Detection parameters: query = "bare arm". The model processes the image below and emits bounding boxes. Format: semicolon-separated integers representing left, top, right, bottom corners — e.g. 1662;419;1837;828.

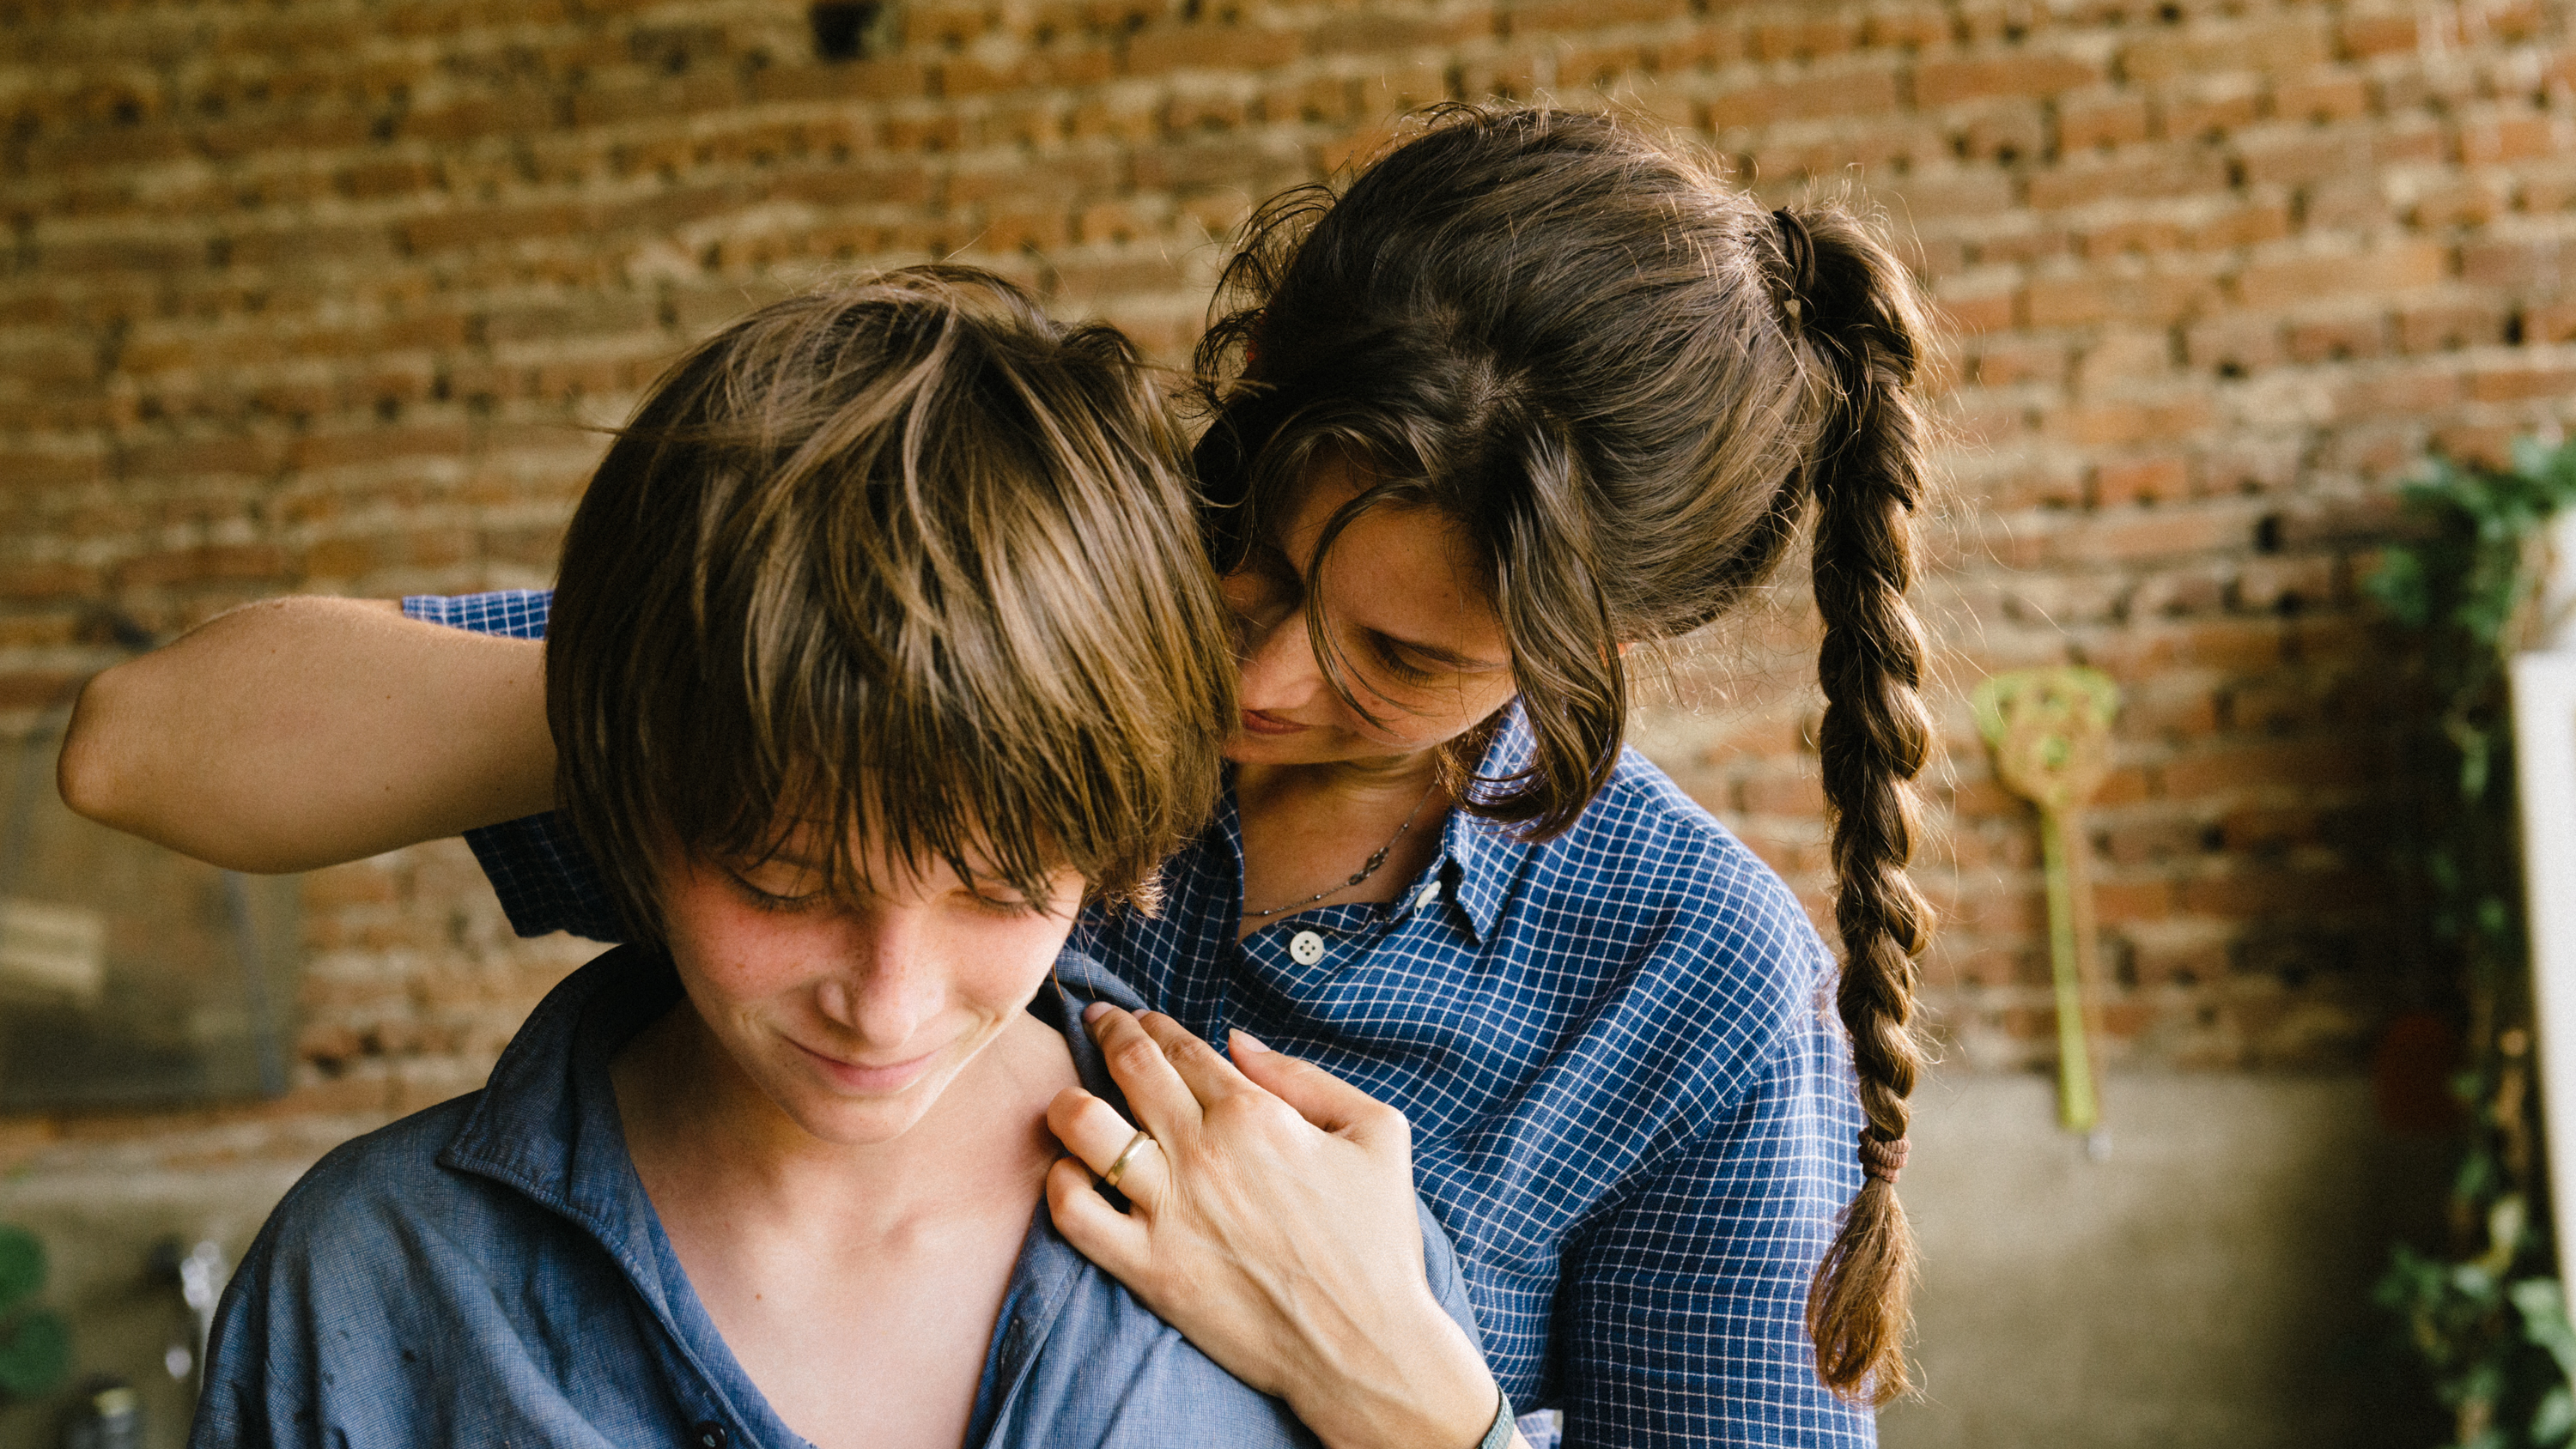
58;597;556;873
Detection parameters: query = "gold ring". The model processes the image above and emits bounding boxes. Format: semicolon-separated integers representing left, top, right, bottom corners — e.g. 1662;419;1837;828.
1102;1129;1155;1190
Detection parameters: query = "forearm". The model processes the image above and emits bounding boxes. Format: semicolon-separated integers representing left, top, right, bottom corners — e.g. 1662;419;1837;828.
58;597;556;872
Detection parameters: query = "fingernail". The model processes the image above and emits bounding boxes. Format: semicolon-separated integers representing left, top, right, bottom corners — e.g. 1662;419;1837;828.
1084;1002;1112;1024
1230;1028;1273;1054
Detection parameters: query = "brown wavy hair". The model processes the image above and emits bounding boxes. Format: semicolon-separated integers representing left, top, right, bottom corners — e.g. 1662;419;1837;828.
1191;106;1935;1402
549;266;1236;941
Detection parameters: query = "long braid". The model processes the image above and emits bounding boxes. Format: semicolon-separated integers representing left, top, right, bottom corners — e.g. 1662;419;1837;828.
1780;205;1936;1403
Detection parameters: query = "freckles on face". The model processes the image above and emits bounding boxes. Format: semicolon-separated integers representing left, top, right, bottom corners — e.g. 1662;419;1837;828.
651;843;1083;1144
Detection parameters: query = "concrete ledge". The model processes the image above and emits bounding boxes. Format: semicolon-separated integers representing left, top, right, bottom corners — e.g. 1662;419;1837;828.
1880;1070;2446;1449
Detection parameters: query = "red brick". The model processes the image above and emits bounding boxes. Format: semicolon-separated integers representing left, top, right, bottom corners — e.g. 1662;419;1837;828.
2160;87;2263;142
2465;366;2576;403
2026;150;2228;209
1504;0;1689;28
1914;53;2104;108
748;60;930;104
1750;17;1861;63
2236;129;2372;187
2233;242;2446;308
2271;72;2372;126
2058;92;2150;152
1707;68;1902;130
2524;302;2576;345
2093;458;2190;507
2161;739;2378;797
1125;22;1300;76
2120;17;2332;82
113;544;289;588
2462;115;2557;167
2464;239;2576;288
2339;14;2423;59
1971;339;2069;386
2048;396;2215;447
1862;7;1950;51
2396;301;2506;354
2335;368;2464;419
2285;314;2389;363
403;94;556;144
2176;866;2373;917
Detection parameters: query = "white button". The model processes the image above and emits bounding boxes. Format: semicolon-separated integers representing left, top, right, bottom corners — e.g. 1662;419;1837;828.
1417;882;1443;906
1288;930;1327;966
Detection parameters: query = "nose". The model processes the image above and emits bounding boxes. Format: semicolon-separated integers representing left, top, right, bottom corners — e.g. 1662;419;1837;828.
813;903;946;1052
1235;600;1327;715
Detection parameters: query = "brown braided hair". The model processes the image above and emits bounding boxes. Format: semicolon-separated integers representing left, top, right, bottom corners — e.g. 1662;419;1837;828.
1192;106;1935;1401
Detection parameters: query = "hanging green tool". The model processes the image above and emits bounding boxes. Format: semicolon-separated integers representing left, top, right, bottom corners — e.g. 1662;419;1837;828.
1973;666;2122;1138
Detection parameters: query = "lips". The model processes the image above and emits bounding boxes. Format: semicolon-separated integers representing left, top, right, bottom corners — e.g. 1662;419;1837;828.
790;1037;942;1094
1238;708;1309;737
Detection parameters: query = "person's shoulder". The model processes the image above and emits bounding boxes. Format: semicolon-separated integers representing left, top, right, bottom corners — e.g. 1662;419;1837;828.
240;1094;513;1287
1498;748;1839;1093
1547;747;1830;966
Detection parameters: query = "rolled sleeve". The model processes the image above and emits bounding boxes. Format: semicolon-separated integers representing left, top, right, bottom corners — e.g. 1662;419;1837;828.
401;591;625;943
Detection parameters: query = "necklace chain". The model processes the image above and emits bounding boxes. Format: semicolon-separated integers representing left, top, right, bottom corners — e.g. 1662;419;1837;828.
1243;781;1439;921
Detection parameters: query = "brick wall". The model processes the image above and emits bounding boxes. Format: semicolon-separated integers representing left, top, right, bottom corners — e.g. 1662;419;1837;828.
4;0;2576;1164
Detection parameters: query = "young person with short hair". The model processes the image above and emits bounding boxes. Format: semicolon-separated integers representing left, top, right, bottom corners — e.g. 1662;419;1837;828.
180;269;1505;1449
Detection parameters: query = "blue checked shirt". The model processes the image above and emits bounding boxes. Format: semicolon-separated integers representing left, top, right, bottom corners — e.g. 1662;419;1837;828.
405;591;1874;1448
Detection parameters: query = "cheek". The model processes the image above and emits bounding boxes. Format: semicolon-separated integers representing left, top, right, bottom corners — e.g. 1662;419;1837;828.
656;872;810;1007
948;913;1078;1013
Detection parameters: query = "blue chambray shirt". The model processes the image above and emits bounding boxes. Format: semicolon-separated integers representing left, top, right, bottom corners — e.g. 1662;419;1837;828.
191;945;1483;1449
405;590;1874;1448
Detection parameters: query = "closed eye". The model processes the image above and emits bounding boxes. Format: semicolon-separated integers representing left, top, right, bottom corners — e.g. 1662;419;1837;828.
961;888;1046;918
729;870;823;914
1369;634;1439;684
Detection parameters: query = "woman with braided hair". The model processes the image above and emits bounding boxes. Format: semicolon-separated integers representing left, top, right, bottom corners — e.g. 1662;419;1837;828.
65;106;1938;1446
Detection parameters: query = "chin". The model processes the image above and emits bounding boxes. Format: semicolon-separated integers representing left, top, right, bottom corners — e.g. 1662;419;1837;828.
771;1048;972;1146
1224;731;1338;764
786;1082;948;1146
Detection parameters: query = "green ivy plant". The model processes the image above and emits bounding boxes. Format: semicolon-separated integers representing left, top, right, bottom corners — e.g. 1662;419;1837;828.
2370;435;2576;1449
0;1222;68;1399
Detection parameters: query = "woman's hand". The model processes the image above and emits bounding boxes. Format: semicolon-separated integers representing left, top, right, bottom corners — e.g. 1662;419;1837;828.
1046;1007;1510;1449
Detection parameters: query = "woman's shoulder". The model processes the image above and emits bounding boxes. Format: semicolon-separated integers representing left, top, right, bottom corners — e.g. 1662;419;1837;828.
1532;745;1828;961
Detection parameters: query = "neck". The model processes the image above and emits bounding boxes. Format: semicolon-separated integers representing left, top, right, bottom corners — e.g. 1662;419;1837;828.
612;1005;1059;1241
1230;748;1456;932
1233;746;1442;805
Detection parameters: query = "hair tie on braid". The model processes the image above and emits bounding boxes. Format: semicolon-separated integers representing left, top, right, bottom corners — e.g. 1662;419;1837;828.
1857;1132;1909;1184
1770;208;1816;329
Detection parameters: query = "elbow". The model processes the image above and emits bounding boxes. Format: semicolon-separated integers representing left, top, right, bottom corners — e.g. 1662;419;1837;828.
57;666;137;828
59;666;286;873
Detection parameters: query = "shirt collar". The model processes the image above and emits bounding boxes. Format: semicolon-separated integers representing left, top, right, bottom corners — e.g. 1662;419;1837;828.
436;948;792;1446
440;943;1151;1449
438;945;674;1288
1437;707;1540;943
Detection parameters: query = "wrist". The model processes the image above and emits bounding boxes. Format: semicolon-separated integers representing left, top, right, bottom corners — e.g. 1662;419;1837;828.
1291;1293;1498;1449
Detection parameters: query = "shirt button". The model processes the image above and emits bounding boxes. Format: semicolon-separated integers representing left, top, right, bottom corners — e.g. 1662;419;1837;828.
1288;930;1326;966
690;1422;728;1448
